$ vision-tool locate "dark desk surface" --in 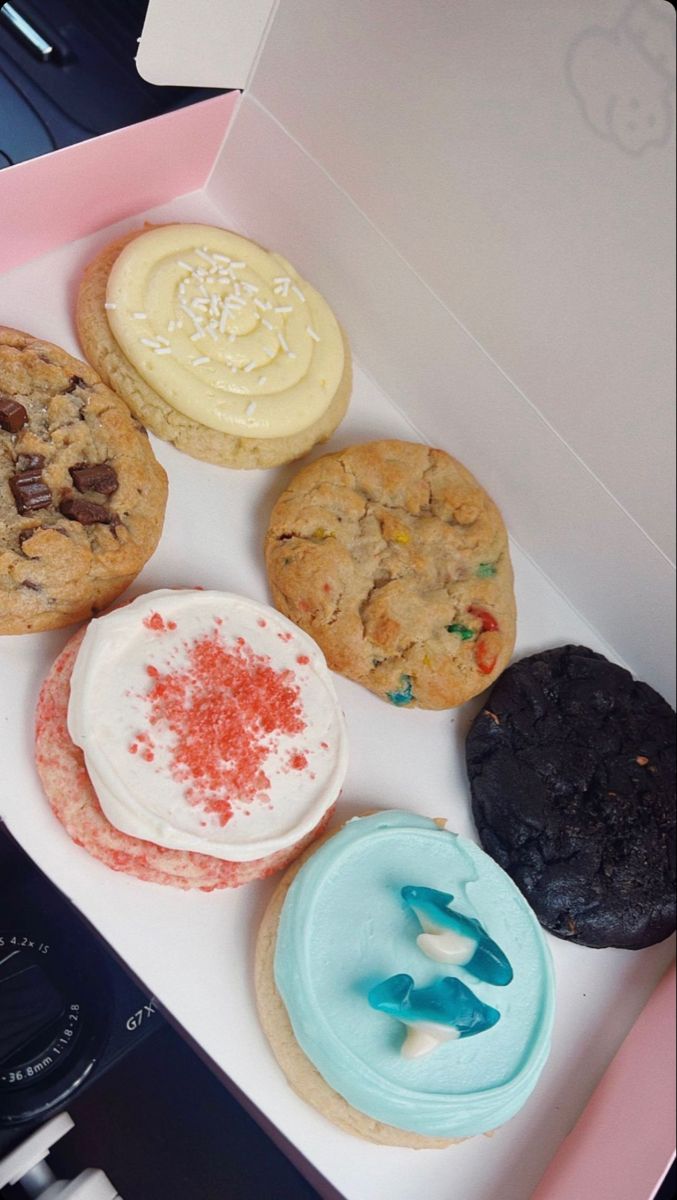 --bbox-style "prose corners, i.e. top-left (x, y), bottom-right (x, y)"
top-left (47, 1024), bottom-right (323, 1200)
top-left (0, 825), bottom-right (322, 1200)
